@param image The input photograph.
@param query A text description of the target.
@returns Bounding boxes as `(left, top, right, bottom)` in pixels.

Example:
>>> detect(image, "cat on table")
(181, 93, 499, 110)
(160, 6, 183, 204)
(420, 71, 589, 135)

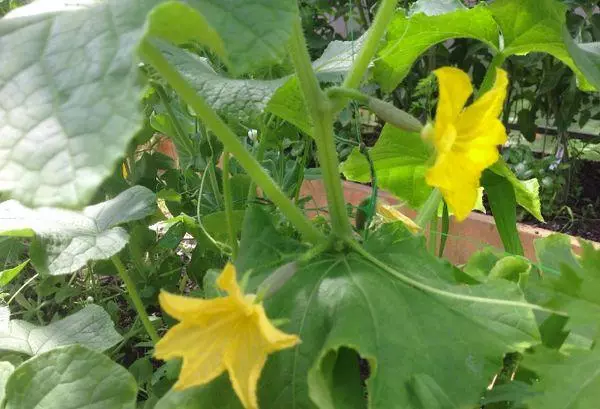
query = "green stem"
(206, 159, 223, 209)
(428, 213, 438, 254)
(479, 52, 506, 95)
(246, 134, 268, 203)
(346, 239, 567, 316)
(343, 0, 398, 90)
(416, 189, 443, 228)
(222, 151, 238, 259)
(140, 40, 325, 245)
(289, 21, 353, 239)
(153, 83, 195, 159)
(111, 255, 160, 344)
(326, 86, 369, 104)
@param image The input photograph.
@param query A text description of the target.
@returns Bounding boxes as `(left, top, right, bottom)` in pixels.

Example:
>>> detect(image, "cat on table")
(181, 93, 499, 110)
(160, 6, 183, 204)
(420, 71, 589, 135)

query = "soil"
(521, 160, 600, 243)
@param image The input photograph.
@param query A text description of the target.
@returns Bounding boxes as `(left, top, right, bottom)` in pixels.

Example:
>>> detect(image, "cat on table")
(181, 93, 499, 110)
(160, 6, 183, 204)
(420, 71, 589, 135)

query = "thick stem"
(222, 151, 239, 259)
(289, 21, 353, 238)
(343, 0, 398, 90)
(111, 255, 160, 344)
(416, 189, 443, 228)
(140, 40, 325, 245)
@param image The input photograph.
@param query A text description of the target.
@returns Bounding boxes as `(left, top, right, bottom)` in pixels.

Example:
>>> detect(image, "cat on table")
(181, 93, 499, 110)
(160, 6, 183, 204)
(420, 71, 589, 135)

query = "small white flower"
(247, 129, 258, 142)
(86, 296, 94, 303)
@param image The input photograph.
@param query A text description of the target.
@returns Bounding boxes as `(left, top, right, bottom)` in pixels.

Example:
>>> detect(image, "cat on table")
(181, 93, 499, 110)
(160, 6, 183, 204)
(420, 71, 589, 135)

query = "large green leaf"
(156, 31, 364, 134)
(529, 234, 600, 337)
(0, 0, 160, 208)
(563, 28, 600, 90)
(0, 0, 297, 208)
(0, 361, 14, 404)
(522, 345, 600, 409)
(489, 160, 544, 222)
(375, 6, 500, 92)
(0, 305, 122, 356)
(3, 345, 137, 409)
(0, 186, 156, 275)
(168, 208, 539, 409)
(182, 0, 297, 75)
(340, 125, 433, 208)
(158, 42, 286, 123)
(489, 0, 595, 91)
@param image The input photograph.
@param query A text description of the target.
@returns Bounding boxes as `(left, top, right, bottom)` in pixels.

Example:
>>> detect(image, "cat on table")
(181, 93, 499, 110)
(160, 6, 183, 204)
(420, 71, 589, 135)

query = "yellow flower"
(424, 67, 509, 221)
(155, 263, 300, 409)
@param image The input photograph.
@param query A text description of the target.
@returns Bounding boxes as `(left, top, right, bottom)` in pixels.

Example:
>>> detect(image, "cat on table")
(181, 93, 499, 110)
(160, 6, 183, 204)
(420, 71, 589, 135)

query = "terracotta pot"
(299, 180, 599, 265)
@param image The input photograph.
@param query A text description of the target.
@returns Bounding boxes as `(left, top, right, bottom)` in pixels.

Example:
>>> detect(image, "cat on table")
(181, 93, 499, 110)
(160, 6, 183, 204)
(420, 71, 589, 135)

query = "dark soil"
(521, 160, 600, 243)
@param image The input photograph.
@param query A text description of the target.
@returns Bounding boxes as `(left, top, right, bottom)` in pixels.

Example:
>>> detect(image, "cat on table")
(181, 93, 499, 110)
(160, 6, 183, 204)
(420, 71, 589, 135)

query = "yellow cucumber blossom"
(155, 263, 300, 409)
(424, 67, 509, 221)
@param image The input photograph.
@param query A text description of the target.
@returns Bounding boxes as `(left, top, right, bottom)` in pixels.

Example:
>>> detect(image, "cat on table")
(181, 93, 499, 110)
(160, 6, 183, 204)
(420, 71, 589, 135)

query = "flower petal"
(217, 262, 244, 300)
(433, 67, 473, 138)
(256, 304, 300, 351)
(426, 151, 481, 221)
(154, 322, 228, 390)
(455, 68, 509, 143)
(224, 320, 268, 409)
(159, 290, 234, 322)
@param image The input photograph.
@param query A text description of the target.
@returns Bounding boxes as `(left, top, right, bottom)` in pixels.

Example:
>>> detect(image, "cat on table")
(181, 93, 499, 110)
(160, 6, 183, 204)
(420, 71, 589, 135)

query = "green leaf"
(0, 238, 24, 270)
(464, 247, 532, 284)
(0, 304, 122, 356)
(375, 6, 500, 92)
(311, 34, 367, 83)
(563, 28, 600, 90)
(340, 125, 433, 208)
(202, 210, 246, 244)
(158, 41, 286, 123)
(266, 78, 312, 134)
(522, 345, 600, 409)
(489, 160, 544, 222)
(482, 170, 525, 256)
(0, 0, 297, 208)
(3, 345, 137, 409)
(530, 234, 600, 337)
(0, 186, 156, 275)
(0, 361, 14, 404)
(489, 0, 595, 91)
(0, 0, 158, 208)
(186, 210, 540, 409)
(167, 0, 297, 75)
(267, 35, 366, 134)
(0, 260, 28, 288)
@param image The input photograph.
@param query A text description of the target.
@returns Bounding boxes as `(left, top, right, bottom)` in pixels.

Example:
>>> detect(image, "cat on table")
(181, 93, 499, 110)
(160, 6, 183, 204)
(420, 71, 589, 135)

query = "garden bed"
(300, 179, 600, 264)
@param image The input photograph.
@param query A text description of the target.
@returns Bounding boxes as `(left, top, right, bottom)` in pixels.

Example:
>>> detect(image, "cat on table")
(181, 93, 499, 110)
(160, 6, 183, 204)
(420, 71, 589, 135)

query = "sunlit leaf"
(171, 208, 539, 409)
(0, 305, 122, 356)
(3, 345, 137, 409)
(375, 6, 500, 92)
(522, 345, 600, 409)
(490, 0, 595, 91)
(340, 125, 433, 208)
(0, 186, 156, 275)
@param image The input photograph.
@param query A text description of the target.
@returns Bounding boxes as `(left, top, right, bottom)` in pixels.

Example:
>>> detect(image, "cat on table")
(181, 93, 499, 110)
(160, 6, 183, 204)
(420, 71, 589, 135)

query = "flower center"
(437, 124, 457, 154)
